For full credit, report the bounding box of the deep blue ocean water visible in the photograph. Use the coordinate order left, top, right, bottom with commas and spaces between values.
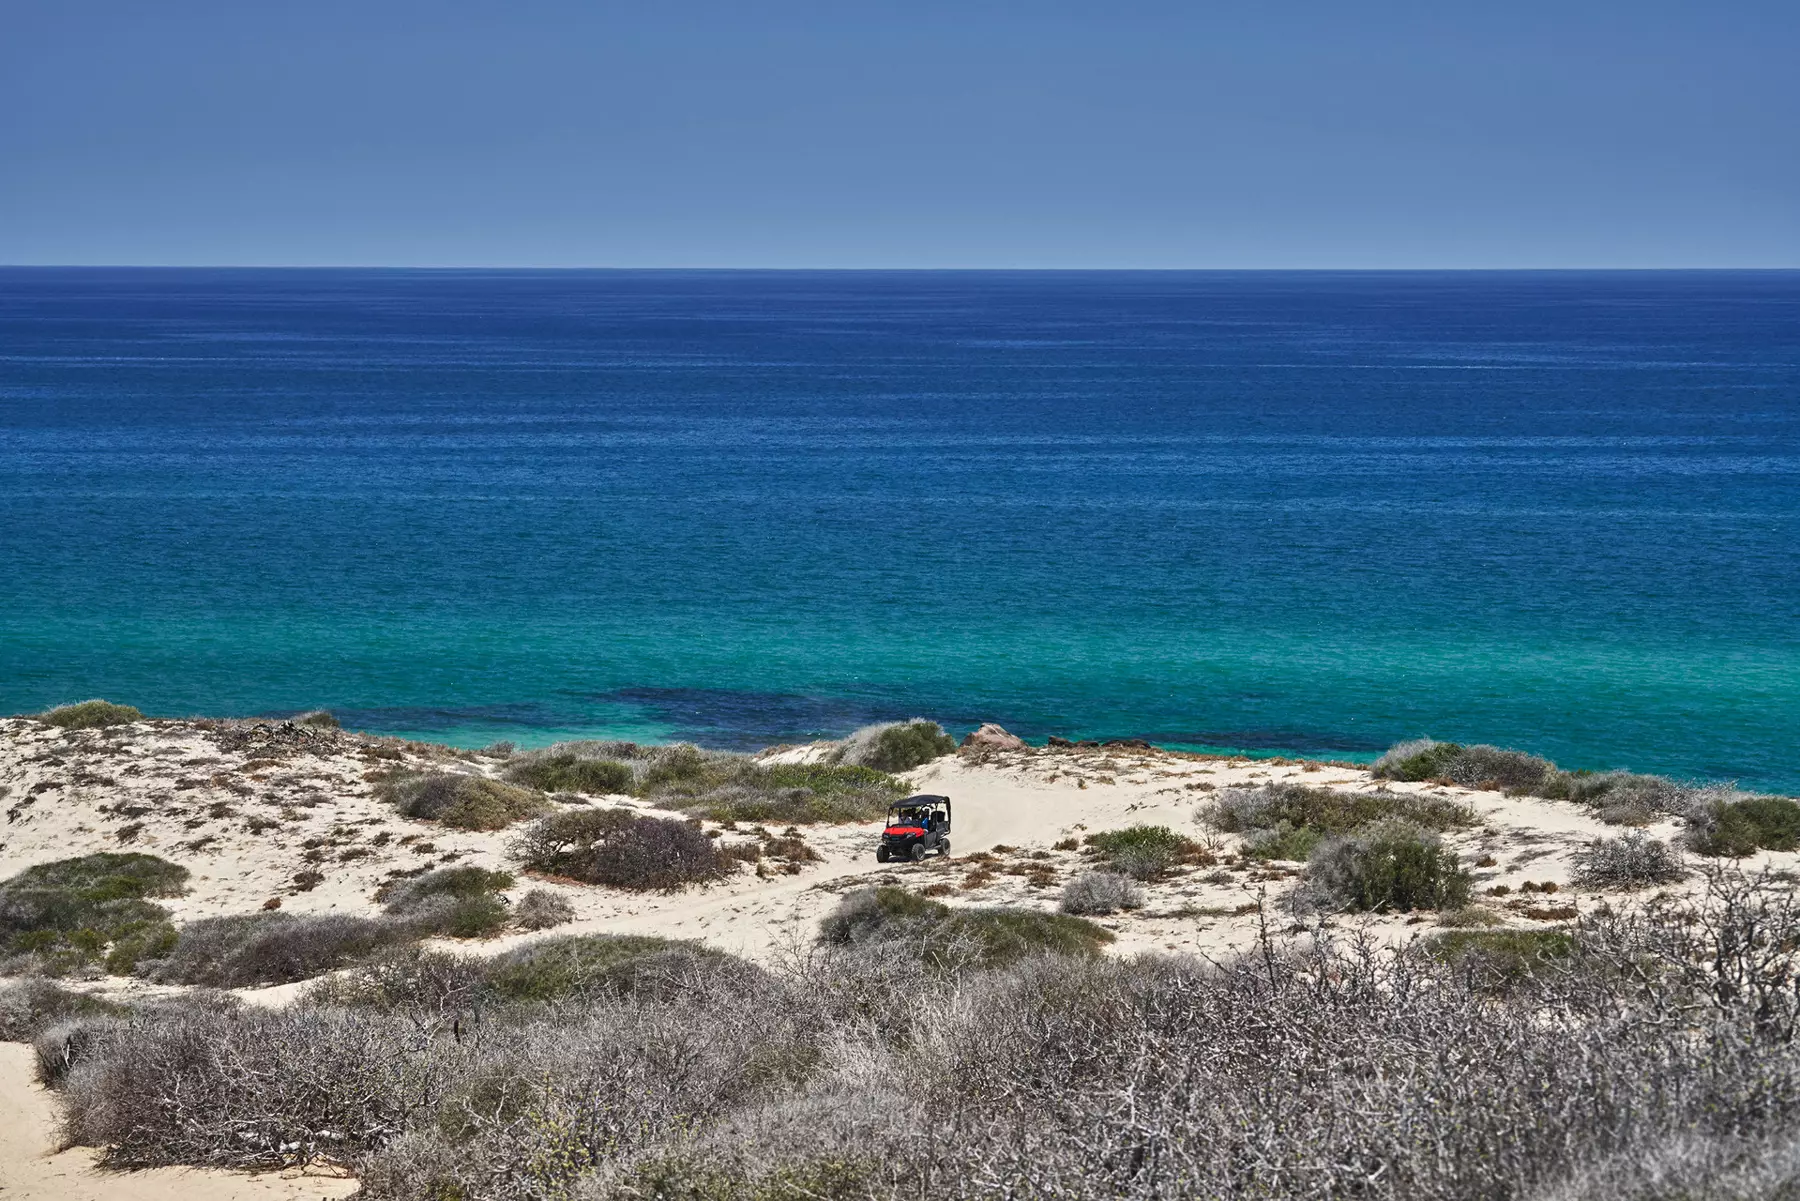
2, 269, 1796, 788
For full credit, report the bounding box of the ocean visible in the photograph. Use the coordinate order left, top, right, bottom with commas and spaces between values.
1, 268, 1796, 789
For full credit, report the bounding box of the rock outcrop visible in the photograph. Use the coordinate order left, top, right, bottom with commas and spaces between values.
961, 722, 1027, 752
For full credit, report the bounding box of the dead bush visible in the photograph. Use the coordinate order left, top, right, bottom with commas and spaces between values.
512, 809, 736, 891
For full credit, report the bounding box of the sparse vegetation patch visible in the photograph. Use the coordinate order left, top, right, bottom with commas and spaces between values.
1688, 795, 1800, 858
819, 886, 1112, 967
0, 853, 188, 975
377, 771, 551, 830
1084, 824, 1208, 880
38, 700, 143, 729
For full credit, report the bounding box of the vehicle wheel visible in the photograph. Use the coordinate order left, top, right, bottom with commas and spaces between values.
910, 843, 927, 862
938, 839, 951, 857
875, 846, 890, 863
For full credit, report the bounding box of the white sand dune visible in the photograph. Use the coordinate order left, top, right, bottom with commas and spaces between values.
2, 715, 1786, 1196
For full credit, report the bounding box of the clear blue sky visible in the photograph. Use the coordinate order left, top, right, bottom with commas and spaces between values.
4, 0, 1796, 267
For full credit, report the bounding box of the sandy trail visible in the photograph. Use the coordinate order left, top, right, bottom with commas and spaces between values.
0, 1043, 356, 1201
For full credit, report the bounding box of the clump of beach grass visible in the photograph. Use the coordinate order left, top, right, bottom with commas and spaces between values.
37, 700, 143, 730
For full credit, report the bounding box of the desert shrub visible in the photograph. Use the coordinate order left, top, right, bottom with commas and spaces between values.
1688, 795, 1800, 858
1207, 782, 1476, 837
513, 888, 575, 931
57, 1005, 458, 1169
0, 853, 188, 974
820, 887, 1111, 968
50, 872, 1800, 1201
1369, 738, 1552, 793
38, 699, 142, 729
1304, 820, 1472, 912
378, 772, 551, 831
379, 866, 515, 939
296, 710, 340, 728
503, 753, 633, 795
1084, 825, 1203, 880
1421, 927, 1575, 988
1370, 737, 1466, 781
1060, 872, 1144, 915
1572, 832, 1687, 889
655, 762, 903, 824
522, 740, 908, 823
484, 934, 752, 1004
1440, 744, 1556, 793
1546, 770, 1696, 820
1242, 820, 1326, 862
512, 808, 736, 891
141, 912, 415, 987
0, 978, 127, 1041
835, 719, 957, 772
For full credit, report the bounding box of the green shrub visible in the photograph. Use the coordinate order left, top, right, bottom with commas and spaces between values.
1421, 927, 1575, 986
141, 912, 414, 987
377, 772, 551, 831
503, 754, 633, 795
819, 887, 1112, 968
296, 710, 340, 729
1370, 738, 1465, 782
646, 758, 904, 824
1369, 739, 1553, 793
1084, 825, 1203, 880
1242, 820, 1325, 862
37, 700, 143, 729
479, 934, 734, 1003
836, 720, 958, 772
1208, 782, 1476, 839
306, 935, 740, 1012
512, 808, 736, 891
1305, 820, 1472, 912
0, 853, 189, 974
1689, 795, 1800, 858
379, 867, 516, 939
512, 741, 908, 824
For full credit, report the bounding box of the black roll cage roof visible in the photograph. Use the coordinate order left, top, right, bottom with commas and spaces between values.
888, 794, 950, 814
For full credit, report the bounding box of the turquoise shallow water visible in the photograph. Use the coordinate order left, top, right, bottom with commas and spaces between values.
1, 269, 1796, 788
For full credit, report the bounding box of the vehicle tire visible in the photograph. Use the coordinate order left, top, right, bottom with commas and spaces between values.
875, 846, 890, 863
938, 839, 950, 857
910, 843, 927, 862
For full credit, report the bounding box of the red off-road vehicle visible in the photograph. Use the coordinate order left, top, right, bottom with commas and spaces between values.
875, 795, 951, 862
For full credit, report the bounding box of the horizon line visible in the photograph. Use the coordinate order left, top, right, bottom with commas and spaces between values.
5, 263, 1800, 273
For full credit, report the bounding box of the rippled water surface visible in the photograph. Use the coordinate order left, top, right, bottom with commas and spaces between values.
2, 269, 1796, 786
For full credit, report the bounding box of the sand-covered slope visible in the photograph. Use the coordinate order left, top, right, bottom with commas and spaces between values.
2, 715, 1770, 981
